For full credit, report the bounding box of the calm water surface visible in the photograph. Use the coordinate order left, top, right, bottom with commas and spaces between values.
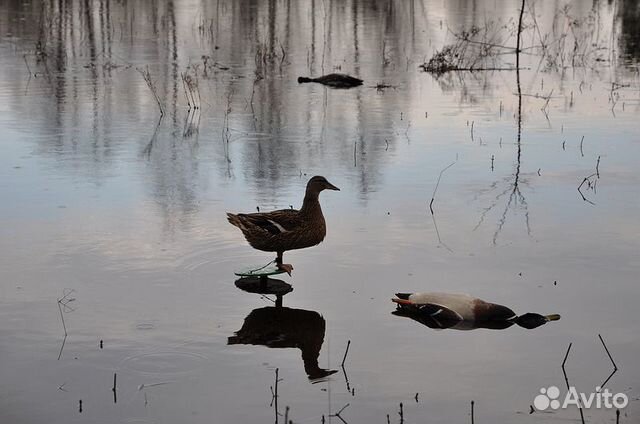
1, 1, 639, 423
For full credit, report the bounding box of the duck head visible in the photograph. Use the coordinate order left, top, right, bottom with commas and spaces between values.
307, 176, 340, 194
512, 313, 561, 329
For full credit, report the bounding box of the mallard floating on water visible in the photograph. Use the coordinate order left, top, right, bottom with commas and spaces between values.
297, 73, 363, 88
227, 176, 339, 275
392, 292, 560, 330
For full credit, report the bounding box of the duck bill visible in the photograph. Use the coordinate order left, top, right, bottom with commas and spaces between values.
326, 182, 340, 191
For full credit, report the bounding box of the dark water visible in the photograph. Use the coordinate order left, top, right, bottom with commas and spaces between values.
1, 1, 639, 423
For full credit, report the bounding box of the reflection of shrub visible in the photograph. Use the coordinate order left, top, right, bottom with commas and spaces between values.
420, 3, 612, 76
419, 23, 507, 75
421, 45, 461, 74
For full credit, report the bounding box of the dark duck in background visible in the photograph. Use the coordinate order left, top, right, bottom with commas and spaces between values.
297, 73, 363, 88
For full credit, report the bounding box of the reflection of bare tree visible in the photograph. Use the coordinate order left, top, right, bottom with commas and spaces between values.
618, 0, 640, 61
1, 0, 636, 225
474, 0, 531, 245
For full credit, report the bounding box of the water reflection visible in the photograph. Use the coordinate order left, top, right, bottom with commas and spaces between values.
3, 0, 638, 211
619, 0, 640, 61
228, 306, 337, 380
392, 292, 561, 331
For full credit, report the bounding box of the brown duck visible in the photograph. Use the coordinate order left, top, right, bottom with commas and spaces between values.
227, 176, 339, 275
297, 73, 363, 88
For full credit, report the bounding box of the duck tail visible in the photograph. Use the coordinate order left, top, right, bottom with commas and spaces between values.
394, 293, 412, 300
227, 213, 245, 230
392, 297, 413, 306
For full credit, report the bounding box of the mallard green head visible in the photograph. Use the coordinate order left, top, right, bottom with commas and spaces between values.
513, 313, 561, 329
307, 176, 340, 193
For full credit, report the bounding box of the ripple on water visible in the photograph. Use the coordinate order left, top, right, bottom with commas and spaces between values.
135, 323, 156, 331
119, 350, 208, 377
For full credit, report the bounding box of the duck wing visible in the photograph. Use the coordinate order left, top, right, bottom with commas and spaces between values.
228, 209, 301, 235
392, 296, 463, 322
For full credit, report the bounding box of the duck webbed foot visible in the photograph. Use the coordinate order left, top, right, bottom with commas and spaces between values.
277, 263, 294, 276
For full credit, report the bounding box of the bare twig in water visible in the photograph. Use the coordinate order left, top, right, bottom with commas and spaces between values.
577, 173, 597, 205
57, 335, 66, 361
561, 342, 573, 389
429, 159, 457, 214
23, 54, 34, 77
598, 334, 619, 389
341, 340, 351, 367
540, 89, 554, 115
561, 342, 586, 424
516, 0, 525, 70
371, 82, 397, 92
269, 367, 282, 422
112, 373, 117, 404
341, 358, 352, 394
353, 142, 357, 167
431, 212, 453, 253
56, 289, 75, 360
181, 66, 201, 110
57, 300, 67, 336
471, 400, 475, 424
57, 290, 75, 336
142, 115, 163, 158
330, 404, 350, 424
136, 66, 164, 116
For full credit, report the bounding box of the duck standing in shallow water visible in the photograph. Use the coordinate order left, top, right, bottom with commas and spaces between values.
227, 176, 339, 275
392, 292, 561, 330
297, 73, 363, 88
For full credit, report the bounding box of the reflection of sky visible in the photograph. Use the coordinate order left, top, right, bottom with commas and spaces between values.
1, 1, 640, 423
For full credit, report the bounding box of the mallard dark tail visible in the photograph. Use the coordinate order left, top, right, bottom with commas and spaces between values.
227, 213, 246, 231
394, 293, 412, 300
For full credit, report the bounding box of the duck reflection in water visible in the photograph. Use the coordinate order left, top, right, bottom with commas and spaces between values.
392, 292, 560, 330
228, 307, 337, 380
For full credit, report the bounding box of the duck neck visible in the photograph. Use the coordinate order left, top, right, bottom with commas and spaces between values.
299, 190, 322, 217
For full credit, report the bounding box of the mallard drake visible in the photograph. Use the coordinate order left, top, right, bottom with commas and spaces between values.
297, 73, 363, 88
392, 292, 560, 330
227, 176, 339, 275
